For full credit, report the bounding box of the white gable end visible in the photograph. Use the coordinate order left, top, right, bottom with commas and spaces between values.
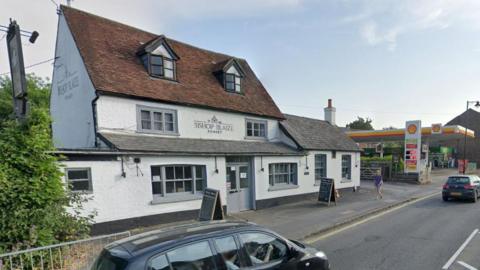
151, 44, 173, 58
226, 65, 240, 76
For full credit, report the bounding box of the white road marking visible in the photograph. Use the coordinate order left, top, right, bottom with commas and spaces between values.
304, 192, 440, 244
457, 261, 478, 270
442, 229, 479, 270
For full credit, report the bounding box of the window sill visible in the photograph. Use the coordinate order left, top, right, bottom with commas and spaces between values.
268, 185, 299, 192
340, 179, 352, 183
151, 194, 203, 204
136, 130, 180, 137
244, 136, 268, 141
71, 190, 93, 195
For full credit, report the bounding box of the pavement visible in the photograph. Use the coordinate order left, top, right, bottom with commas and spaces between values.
311, 192, 480, 270
229, 169, 450, 241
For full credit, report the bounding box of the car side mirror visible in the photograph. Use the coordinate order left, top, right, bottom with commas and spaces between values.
288, 246, 300, 260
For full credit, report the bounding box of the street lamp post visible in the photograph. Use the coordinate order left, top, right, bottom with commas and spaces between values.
462, 100, 480, 174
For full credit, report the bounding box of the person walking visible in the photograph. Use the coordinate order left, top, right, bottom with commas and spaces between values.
374, 170, 383, 199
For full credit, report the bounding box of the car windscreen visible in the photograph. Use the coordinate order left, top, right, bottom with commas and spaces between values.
447, 177, 470, 185
92, 250, 128, 270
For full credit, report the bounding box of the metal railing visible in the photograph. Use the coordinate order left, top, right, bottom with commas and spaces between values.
0, 231, 131, 270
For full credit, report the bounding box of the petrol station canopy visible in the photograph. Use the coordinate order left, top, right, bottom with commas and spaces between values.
346, 125, 474, 143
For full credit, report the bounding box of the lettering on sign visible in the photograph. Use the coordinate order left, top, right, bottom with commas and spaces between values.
194, 116, 233, 134
55, 64, 79, 100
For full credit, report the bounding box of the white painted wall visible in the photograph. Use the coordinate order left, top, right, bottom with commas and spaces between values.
255, 151, 361, 201
63, 151, 359, 224
307, 151, 361, 190
96, 96, 281, 142
62, 156, 227, 223
50, 14, 97, 149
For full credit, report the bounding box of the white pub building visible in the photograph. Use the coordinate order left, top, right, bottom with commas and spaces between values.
51, 6, 361, 234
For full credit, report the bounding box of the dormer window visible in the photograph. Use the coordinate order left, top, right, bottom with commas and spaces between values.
150, 54, 174, 79
225, 73, 241, 92
137, 36, 179, 81
215, 58, 245, 93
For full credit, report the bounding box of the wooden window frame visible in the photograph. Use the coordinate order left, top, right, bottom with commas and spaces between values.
268, 163, 297, 186
148, 54, 177, 81
65, 168, 93, 193
136, 105, 178, 135
245, 118, 268, 139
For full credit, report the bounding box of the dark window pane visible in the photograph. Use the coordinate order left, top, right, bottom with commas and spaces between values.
185, 180, 192, 192
167, 241, 215, 270
142, 120, 151, 130
150, 56, 163, 65
149, 254, 169, 270
175, 166, 184, 179
166, 182, 174, 193
71, 180, 90, 191
196, 179, 204, 191
153, 112, 163, 122
153, 122, 163, 131
165, 113, 174, 123
151, 65, 163, 76
259, 124, 266, 137
226, 82, 235, 90
195, 166, 204, 179
151, 166, 161, 176
184, 166, 192, 179
68, 169, 88, 180
176, 181, 184, 192
141, 110, 150, 121
225, 74, 235, 83
239, 233, 288, 265
214, 236, 241, 269
165, 122, 174, 132
152, 182, 162, 195
165, 167, 175, 179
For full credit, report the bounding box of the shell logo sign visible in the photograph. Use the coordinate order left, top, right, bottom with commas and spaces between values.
431, 123, 442, 134
407, 124, 418, 135
404, 120, 421, 173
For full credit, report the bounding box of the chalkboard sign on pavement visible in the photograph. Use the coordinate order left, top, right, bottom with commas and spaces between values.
198, 188, 224, 221
318, 178, 336, 206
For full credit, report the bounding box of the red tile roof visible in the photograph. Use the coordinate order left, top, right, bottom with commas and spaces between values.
61, 5, 284, 119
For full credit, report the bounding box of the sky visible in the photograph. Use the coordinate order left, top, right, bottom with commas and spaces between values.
1, 0, 480, 129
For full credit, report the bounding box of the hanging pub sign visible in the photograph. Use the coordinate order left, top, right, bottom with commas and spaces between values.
6, 20, 28, 119
198, 188, 224, 221
318, 178, 336, 206
404, 120, 421, 173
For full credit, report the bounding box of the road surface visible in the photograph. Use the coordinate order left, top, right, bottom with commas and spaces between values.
312, 194, 480, 270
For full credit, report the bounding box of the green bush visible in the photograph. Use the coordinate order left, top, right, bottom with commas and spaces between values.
0, 75, 93, 253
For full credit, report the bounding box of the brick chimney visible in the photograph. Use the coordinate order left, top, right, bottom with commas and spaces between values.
324, 99, 336, 125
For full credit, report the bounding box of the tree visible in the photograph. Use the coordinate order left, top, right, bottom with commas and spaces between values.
346, 116, 374, 130
0, 74, 92, 252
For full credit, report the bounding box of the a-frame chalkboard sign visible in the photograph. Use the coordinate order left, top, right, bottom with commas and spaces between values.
318, 178, 336, 206
198, 188, 224, 221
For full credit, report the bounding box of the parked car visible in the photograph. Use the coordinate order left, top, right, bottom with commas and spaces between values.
442, 175, 480, 202
92, 221, 330, 270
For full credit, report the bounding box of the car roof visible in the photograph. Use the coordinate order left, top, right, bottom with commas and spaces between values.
448, 175, 478, 178
105, 220, 260, 258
